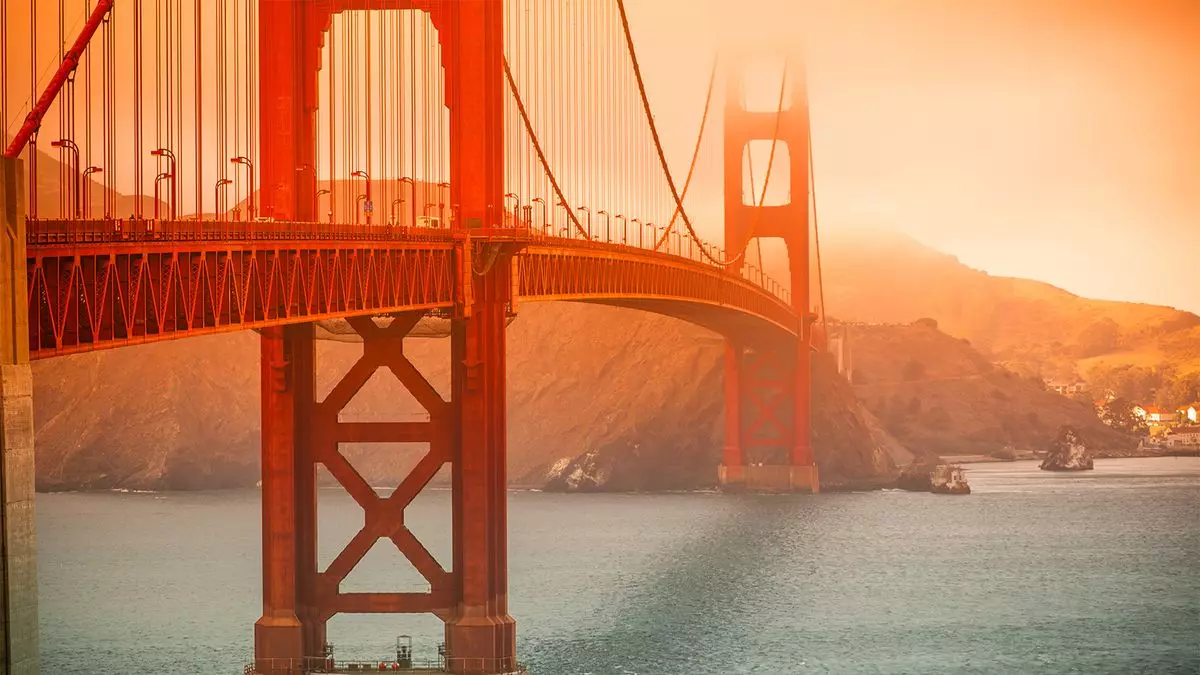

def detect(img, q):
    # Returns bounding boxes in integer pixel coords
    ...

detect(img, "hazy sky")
[626,0,1200,314]
[7,0,1199,314]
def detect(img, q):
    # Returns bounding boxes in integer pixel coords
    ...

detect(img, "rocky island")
[1040,426,1095,471]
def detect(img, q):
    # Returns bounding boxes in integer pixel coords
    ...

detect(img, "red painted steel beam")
[4,0,114,159]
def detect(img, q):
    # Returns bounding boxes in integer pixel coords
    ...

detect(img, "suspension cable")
[501,56,591,240]
[617,0,785,269]
[810,137,827,332]
[652,54,717,251]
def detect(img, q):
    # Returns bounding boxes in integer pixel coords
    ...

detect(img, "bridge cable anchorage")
[652,55,718,253]
[501,56,591,241]
[616,0,787,270]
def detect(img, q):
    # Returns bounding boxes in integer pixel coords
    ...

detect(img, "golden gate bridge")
[0,1,825,672]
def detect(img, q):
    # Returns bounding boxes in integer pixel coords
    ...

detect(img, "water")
[39,458,1200,674]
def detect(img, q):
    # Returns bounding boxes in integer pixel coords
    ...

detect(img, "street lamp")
[596,210,611,242]
[437,181,450,225]
[615,214,627,244]
[351,170,371,224]
[231,156,255,219]
[504,193,520,229]
[399,177,414,227]
[316,189,331,224]
[50,139,81,217]
[215,179,233,220]
[82,166,103,219]
[531,197,548,234]
[576,206,591,239]
[555,200,571,236]
[631,218,642,247]
[151,148,177,220]
[153,172,172,220]
[356,194,368,225]
[390,198,403,225]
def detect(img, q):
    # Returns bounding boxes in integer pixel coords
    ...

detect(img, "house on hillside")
[1134,405,1177,426]
[1047,379,1086,396]
[1164,425,1200,449]
[1176,403,1200,424]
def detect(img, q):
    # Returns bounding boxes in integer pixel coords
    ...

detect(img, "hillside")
[757,227,1200,403]
[33,303,900,492]
[846,321,1138,458]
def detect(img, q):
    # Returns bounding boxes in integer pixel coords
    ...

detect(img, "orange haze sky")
[7,0,1200,314]
[627,0,1200,314]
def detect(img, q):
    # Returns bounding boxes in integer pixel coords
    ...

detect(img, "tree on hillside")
[901,359,926,381]
[1086,364,1166,404]
[1097,397,1147,435]
[1155,371,1200,410]
[1076,318,1120,358]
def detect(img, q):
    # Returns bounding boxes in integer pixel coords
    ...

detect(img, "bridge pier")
[0,157,38,675]
[254,302,519,674]
[718,339,819,493]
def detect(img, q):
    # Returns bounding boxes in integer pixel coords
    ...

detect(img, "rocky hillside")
[766,228,1200,383]
[33,303,902,492]
[846,321,1138,458]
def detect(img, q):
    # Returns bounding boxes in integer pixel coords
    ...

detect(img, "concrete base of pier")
[0,157,38,675]
[718,464,820,493]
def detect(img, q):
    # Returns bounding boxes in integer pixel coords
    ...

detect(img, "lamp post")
[576,206,591,239]
[596,210,611,242]
[390,199,403,225]
[315,189,331,224]
[424,202,438,227]
[631,218,642,248]
[50,139,81,217]
[82,166,103,219]
[215,179,233,220]
[532,197,548,234]
[615,214,627,244]
[231,156,255,219]
[150,148,177,220]
[356,194,367,225]
[555,200,571,236]
[437,181,450,226]
[399,177,413,227]
[351,170,371,224]
[153,172,171,220]
[504,192,520,229]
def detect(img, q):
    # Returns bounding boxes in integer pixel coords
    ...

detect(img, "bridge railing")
[25,218,463,246]
[243,655,528,674]
[26,216,790,307]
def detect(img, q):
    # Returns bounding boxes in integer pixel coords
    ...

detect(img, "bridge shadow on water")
[524,494,827,675]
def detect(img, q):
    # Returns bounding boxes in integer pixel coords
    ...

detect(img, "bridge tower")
[719,52,820,493]
[254,2,517,674]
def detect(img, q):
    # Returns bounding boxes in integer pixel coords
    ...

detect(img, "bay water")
[38,458,1200,674]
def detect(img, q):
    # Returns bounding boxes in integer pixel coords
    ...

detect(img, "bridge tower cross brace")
[719,53,819,493]
[254,2,516,673]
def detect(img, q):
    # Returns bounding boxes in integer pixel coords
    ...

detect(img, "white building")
[1165,425,1200,448]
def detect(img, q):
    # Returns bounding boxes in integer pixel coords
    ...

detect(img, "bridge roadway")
[25,218,799,360]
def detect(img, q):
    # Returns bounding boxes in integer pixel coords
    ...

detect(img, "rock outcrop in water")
[1040,425,1095,471]
[930,464,970,494]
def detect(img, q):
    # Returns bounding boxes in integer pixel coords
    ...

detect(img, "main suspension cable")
[617,0,786,269]
[653,54,717,252]
[501,55,590,240]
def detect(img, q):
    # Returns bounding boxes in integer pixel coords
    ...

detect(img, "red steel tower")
[719,52,820,493]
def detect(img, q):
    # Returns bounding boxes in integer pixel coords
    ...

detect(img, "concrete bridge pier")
[0,157,38,674]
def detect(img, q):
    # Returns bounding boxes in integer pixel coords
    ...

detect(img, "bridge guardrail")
[26,217,791,307]
[243,655,528,674]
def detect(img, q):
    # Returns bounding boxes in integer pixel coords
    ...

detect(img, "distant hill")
[759,227,1200,402]
[845,321,1138,458]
